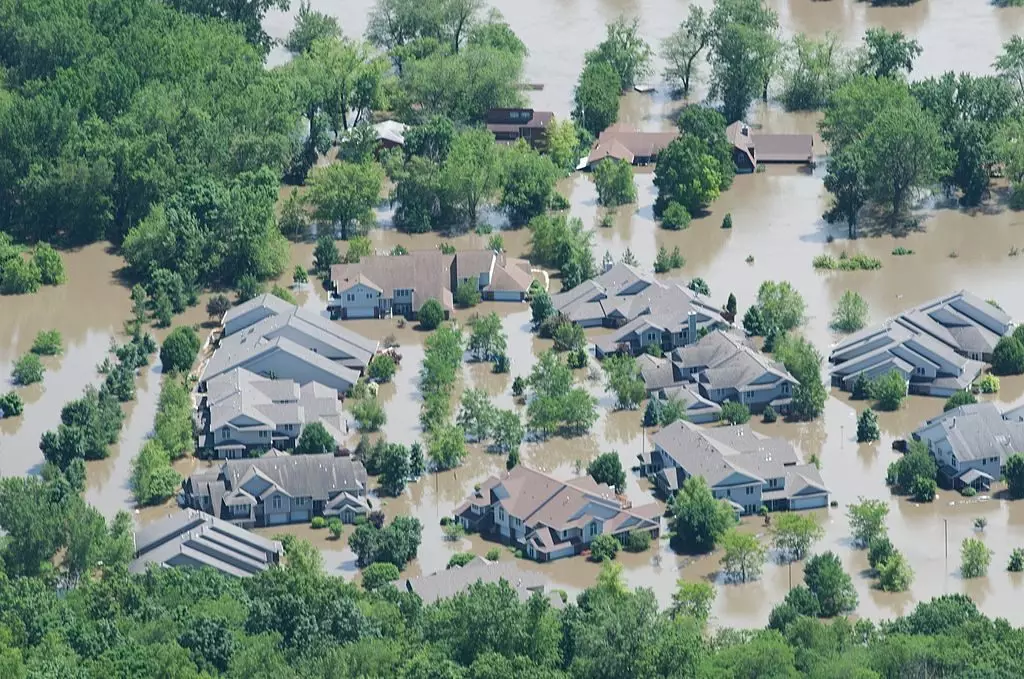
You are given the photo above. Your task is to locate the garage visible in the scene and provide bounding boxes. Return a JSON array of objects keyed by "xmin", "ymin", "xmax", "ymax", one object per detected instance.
[
  {"xmin": 789, "ymin": 495, "xmax": 828, "ymax": 510},
  {"xmin": 343, "ymin": 307, "xmax": 375, "ymax": 319},
  {"xmin": 290, "ymin": 510, "xmax": 310, "ymax": 523},
  {"xmin": 266, "ymin": 513, "xmax": 289, "ymax": 525}
]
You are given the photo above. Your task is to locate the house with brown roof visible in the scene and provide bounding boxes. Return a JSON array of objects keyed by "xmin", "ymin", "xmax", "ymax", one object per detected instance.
[
  {"xmin": 640, "ymin": 420, "xmax": 828, "ymax": 513},
  {"xmin": 454, "ymin": 465, "xmax": 661, "ymax": 562},
  {"xmin": 329, "ymin": 249, "xmax": 534, "ymax": 320},
  {"xmin": 485, "ymin": 108, "xmax": 554, "ymax": 147},
  {"xmin": 726, "ymin": 121, "xmax": 814, "ymax": 172},
  {"xmin": 582, "ymin": 124, "xmax": 679, "ymax": 169}
]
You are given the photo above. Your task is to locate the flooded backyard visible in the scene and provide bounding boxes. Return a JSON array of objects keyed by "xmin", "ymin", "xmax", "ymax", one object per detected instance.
[{"xmin": 4, "ymin": 0, "xmax": 1024, "ymax": 629}]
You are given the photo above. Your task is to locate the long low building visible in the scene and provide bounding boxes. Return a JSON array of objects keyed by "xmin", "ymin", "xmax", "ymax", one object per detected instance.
[
  {"xmin": 455, "ymin": 465, "xmax": 661, "ymax": 562},
  {"xmin": 641, "ymin": 420, "xmax": 828, "ymax": 513},
  {"xmin": 130, "ymin": 509, "xmax": 283, "ymax": 577},
  {"xmin": 398, "ymin": 556, "xmax": 563, "ymax": 607},
  {"xmin": 727, "ymin": 121, "xmax": 814, "ymax": 172},
  {"xmin": 829, "ymin": 290, "xmax": 1013, "ymax": 397},
  {"xmin": 182, "ymin": 451, "xmax": 369, "ymax": 527}
]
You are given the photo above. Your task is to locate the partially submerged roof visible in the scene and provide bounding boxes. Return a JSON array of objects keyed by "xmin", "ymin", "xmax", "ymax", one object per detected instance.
[
  {"xmin": 726, "ymin": 121, "xmax": 814, "ymax": 164},
  {"xmin": 331, "ymin": 250, "xmax": 457, "ymax": 313},
  {"xmin": 916, "ymin": 402, "xmax": 1024, "ymax": 463},
  {"xmin": 585, "ymin": 125, "xmax": 678, "ymax": 167},
  {"xmin": 399, "ymin": 556, "xmax": 554, "ymax": 605}
]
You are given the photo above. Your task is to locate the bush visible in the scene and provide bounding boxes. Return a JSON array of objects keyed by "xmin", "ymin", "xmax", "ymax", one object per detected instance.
[
  {"xmin": 311, "ymin": 516, "xmax": 327, "ymax": 529},
  {"xmin": 235, "ymin": 273, "xmax": 262, "ymax": 302},
  {"xmin": 328, "ymin": 517, "xmax": 343, "ymax": 539},
  {"xmin": 721, "ymin": 213, "xmax": 733, "ymax": 229},
  {"xmin": 352, "ymin": 398, "xmax": 386, "ymax": 432},
  {"xmin": 944, "ymin": 390, "xmax": 977, "ymax": 411},
  {"xmin": 32, "ymin": 243, "xmax": 66, "ymax": 285},
  {"xmin": 11, "ymin": 353, "xmax": 44, "ymax": 385},
  {"xmin": 292, "ymin": 265, "xmax": 309, "ymax": 284},
  {"xmin": 361, "ymin": 562, "xmax": 401, "ymax": 591},
  {"xmin": 624, "ymin": 530, "xmax": 652, "ymax": 553},
  {"xmin": 891, "ymin": 246, "xmax": 914, "ymax": 256},
  {"xmin": 0, "ymin": 391, "xmax": 25, "ymax": 418},
  {"xmin": 30, "ymin": 330, "xmax": 63, "ymax": 356},
  {"xmin": 856, "ymin": 408, "xmax": 880, "ymax": 443},
  {"xmin": 961, "ymin": 486, "xmax": 977, "ymax": 497},
  {"xmin": 869, "ymin": 370, "xmax": 907, "ymax": 411},
  {"xmin": 160, "ymin": 326, "xmax": 201, "ymax": 374},
  {"xmin": 368, "ymin": 354, "xmax": 397, "ymax": 383},
  {"xmin": 454, "ymin": 280, "xmax": 481, "ymax": 307},
  {"xmin": 206, "ymin": 294, "xmax": 232, "ymax": 320},
  {"xmin": 992, "ymin": 336, "xmax": 1024, "ymax": 375},
  {"xmin": 270, "ymin": 284, "xmax": 297, "ymax": 305},
  {"xmin": 910, "ymin": 476, "xmax": 936, "ymax": 503},
  {"xmin": 661, "ymin": 202, "xmax": 691, "ymax": 230},
  {"xmin": 762, "ymin": 405, "xmax": 777, "ymax": 423},
  {"xmin": 447, "ymin": 552, "xmax": 475, "ymax": 569},
  {"xmin": 549, "ymin": 192, "xmax": 571, "ymax": 211},
  {"xmin": 485, "ymin": 547, "xmax": 501, "ymax": 561},
  {"xmin": 720, "ymin": 400, "xmax": 751, "ymax": 425},
  {"xmin": 0, "ymin": 256, "xmax": 41, "ymax": 294},
  {"xmin": 589, "ymin": 534, "xmax": 620, "ymax": 562},
  {"xmin": 1009, "ymin": 548, "xmax": 1024, "ymax": 573},
  {"xmin": 977, "ymin": 374, "xmax": 1000, "ymax": 394},
  {"xmin": 418, "ymin": 298, "xmax": 445, "ymax": 330},
  {"xmin": 130, "ymin": 440, "xmax": 181, "ymax": 506}
]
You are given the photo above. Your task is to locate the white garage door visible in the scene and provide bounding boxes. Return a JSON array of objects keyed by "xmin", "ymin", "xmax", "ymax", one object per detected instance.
[
  {"xmin": 290, "ymin": 510, "xmax": 310, "ymax": 523},
  {"xmin": 790, "ymin": 495, "xmax": 828, "ymax": 510},
  {"xmin": 267, "ymin": 513, "xmax": 289, "ymax": 525},
  {"xmin": 347, "ymin": 308, "xmax": 375, "ymax": 319}
]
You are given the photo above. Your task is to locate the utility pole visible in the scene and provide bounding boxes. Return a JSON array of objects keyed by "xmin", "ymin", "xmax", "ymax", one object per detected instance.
[
  {"xmin": 788, "ymin": 560, "xmax": 793, "ymax": 591},
  {"xmin": 944, "ymin": 518, "xmax": 948, "ymax": 559}
]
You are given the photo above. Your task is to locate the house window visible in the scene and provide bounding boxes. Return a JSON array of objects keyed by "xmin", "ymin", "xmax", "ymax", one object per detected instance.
[
  {"xmin": 746, "ymin": 486, "xmax": 754, "ymax": 495},
  {"xmin": 915, "ymin": 366, "xmax": 925, "ymax": 375},
  {"xmin": 295, "ymin": 498, "xmax": 305, "ymax": 507},
  {"xmin": 272, "ymin": 496, "xmax": 282, "ymax": 510},
  {"xmin": 259, "ymin": 430, "xmax": 268, "ymax": 438},
  {"xmin": 498, "ymin": 508, "xmax": 505, "ymax": 521},
  {"xmin": 346, "ymin": 293, "xmax": 355, "ymax": 302},
  {"xmin": 782, "ymin": 383, "xmax": 790, "ymax": 394},
  {"xmin": 589, "ymin": 522, "xmax": 598, "ymax": 537}
]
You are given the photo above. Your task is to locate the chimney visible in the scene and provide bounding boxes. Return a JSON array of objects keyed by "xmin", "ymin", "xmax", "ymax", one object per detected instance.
[
  {"xmin": 688, "ymin": 311, "xmax": 697, "ymax": 343},
  {"xmin": 741, "ymin": 125, "xmax": 749, "ymax": 136}
]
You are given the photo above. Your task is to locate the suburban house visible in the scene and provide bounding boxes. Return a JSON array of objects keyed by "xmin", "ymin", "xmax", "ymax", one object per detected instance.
[
  {"xmin": 485, "ymin": 108, "xmax": 554, "ymax": 147},
  {"xmin": 130, "ymin": 509, "xmax": 283, "ymax": 578},
  {"xmin": 373, "ymin": 120, "xmax": 408, "ymax": 151},
  {"xmin": 726, "ymin": 121, "xmax": 814, "ymax": 172},
  {"xmin": 638, "ymin": 330, "xmax": 799, "ymax": 420},
  {"xmin": 454, "ymin": 465, "xmax": 662, "ymax": 562},
  {"xmin": 204, "ymin": 294, "xmax": 378, "ymax": 394},
  {"xmin": 328, "ymin": 249, "xmax": 534, "ymax": 320},
  {"xmin": 198, "ymin": 367, "xmax": 345, "ymax": 459},
  {"xmin": 182, "ymin": 451, "xmax": 369, "ymax": 527},
  {"xmin": 829, "ymin": 291, "xmax": 1013, "ymax": 397},
  {"xmin": 551, "ymin": 263, "xmax": 728, "ymax": 357},
  {"xmin": 398, "ymin": 556, "xmax": 563, "ymax": 607},
  {"xmin": 582, "ymin": 124, "xmax": 679, "ymax": 169},
  {"xmin": 912, "ymin": 402, "xmax": 1024, "ymax": 491},
  {"xmin": 641, "ymin": 420, "xmax": 829, "ymax": 513}
]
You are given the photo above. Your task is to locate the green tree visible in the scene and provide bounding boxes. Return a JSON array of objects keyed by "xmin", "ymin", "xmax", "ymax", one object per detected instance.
[
  {"xmin": 313, "ymin": 235, "xmax": 341, "ymax": 276},
  {"xmin": 352, "ymin": 397, "xmax": 387, "ymax": 432},
  {"xmin": 856, "ymin": 408, "xmax": 880, "ymax": 443},
  {"xmin": 368, "ymin": 354, "xmax": 397, "ymax": 382},
  {"xmin": 154, "ymin": 378, "xmax": 194, "ymax": 459},
  {"xmin": 910, "ymin": 476, "xmax": 936, "ymax": 503},
  {"xmin": 418, "ymin": 298, "xmax": 446, "ymax": 330},
  {"xmin": 771, "ymin": 332, "xmax": 826, "ymax": 421},
  {"xmin": 429, "ymin": 424, "xmax": 468, "ymax": 470},
  {"xmin": 572, "ymin": 58, "xmax": 621, "ymax": 136},
  {"xmin": 378, "ymin": 442, "xmax": 411, "ymax": 496},
  {"xmin": 719, "ymin": 529, "xmax": 766, "ymax": 583},
  {"xmin": 960, "ymin": 537, "xmax": 992, "ymax": 578},
  {"xmin": 362, "ymin": 561, "xmax": 401, "ymax": 590},
  {"xmin": 603, "ymin": 354, "xmax": 646, "ymax": 410},
  {"xmin": 285, "ymin": 0, "xmax": 342, "ymax": 54},
  {"xmin": 468, "ymin": 312, "xmax": 507, "ymax": 361},
  {"xmin": 454, "ymin": 279, "xmax": 482, "ymax": 307},
  {"xmin": 670, "ymin": 475, "xmax": 736, "ymax": 554},
  {"xmin": 803, "ymin": 551, "xmax": 858, "ymax": 617},
  {"xmin": 206, "ymin": 294, "xmax": 232, "ymax": 321},
  {"xmin": 491, "ymin": 409, "xmax": 524, "ymax": 454},
  {"xmin": 708, "ymin": 0, "xmax": 782, "ymax": 121},
  {"xmin": 669, "ymin": 580, "xmax": 716, "ymax": 622},
  {"xmin": 589, "ymin": 533, "xmax": 621, "ymax": 562},
  {"xmin": 869, "ymin": 370, "xmax": 907, "ymax": 411},
  {"xmin": 0, "ymin": 391, "xmax": 25, "ymax": 418},
  {"xmin": 409, "ymin": 441, "xmax": 425, "ymax": 478},
  {"xmin": 30, "ymin": 330, "xmax": 63, "ymax": 356},
  {"xmin": 831, "ymin": 290, "xmax": 869, "ymax": 333},
  {"xmin": 32, "ymin": 243, "xmax": 66, "ymax": 285},
  {"xmin": 530, "ymin": 289, "xmax": 554, "ymax": 328},
  {"xmin": 441, "ymin": 128, "xmax": 502, "ymax": 231},
  {"xmin": 1009, "ymin": 548, "xmax": 1024, "ymax": 572},
  {"xmin": 588, "ymin": 16, "xmax": 652, "ymax": 90},
  {"xmin": 160, "ymin": 326, "xmax": 201, "ymax": 374},
  {"xmin": 992, "ymin": 336, "xmax": 1024, "ymax": 375},
  {"xmin": 770, "ymin": 513, "xmax": 824, "ymax": 562},
  {"xmin": 823, "ymin": 146, "xmax": 868, "ymax": 238},
  {"xmin": 130, "ymin": 441, "xmax": 181, "ymax": 506},
  {"xmin": 343, "ymin": 235, "xmax": 373, "ymax": 264},
  {"xmin": 457, "ymin": 388, "xmax": 496, "ymax": 442},
  {"xmin": 847, "ymin": 497, "xmax": 889, "ymax": 548},
  {"xmin": 653, "ymin": 136, "xmax": 722, "ymax": 217},
  {"xmin": 296, "ymin": 421, "xmax": 337, "ymax": 454},
  {"xmin": 754, "ymin": 280, "xmax": 805, "ymax": 333},
  {"xmin": 499, "ymin": 141, "xmax": 558, "ymax": 224},
  {"xmin": 859, "ymin": 28, "xmax": 921, "ymax": 79},
  {"xmin": 661, "ymin": 7, "xmax": 713, "ymax": 97},
  {"xmin": 592, "ymin": 159, "xmax": 637, "ymax": 207},
  {"xmin": 720, "ymin": 400, "xmax": 751, "ymax": 425},
  {"xmin": 1005, "ymin": 453, "xmax": 1024, "ymax": 499},
  {"xmin": 781, "ymin": 33, "xmax": 849, "ymax": 111},
  {"xmin": 886, "ymin": 440, "xmax": 938, "ymax": 493},
  {"xmin": 307, "ymin": 161, "xmax": 384, "ymax": 240},
  {"xmin": 868, "ymin": 534, "xmax": 895, "ymax": 571},
  {"xmin": 588, "ymin": 452, "xmax": 627, "ymax": 493},
  {"xmin": 11, "ymin": 353, "xmax": 44, "ymax": 385},
  {"xmin": 943, "ymin": 390, "xmax": 977, "ymax": 411}
]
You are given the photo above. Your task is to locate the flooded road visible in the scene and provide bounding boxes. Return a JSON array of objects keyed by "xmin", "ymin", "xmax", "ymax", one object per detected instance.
[{"xmin": 2, "ymin": 0, "xmax": 1024, "ymax": 630}]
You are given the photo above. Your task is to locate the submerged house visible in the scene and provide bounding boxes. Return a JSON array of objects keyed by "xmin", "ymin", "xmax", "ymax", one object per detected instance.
[
  {"xmin": 182, "ymin": 452, "xmax": 369, "ymax": 527},
  {"xmin": 454, "ymin": 465, "xmax": 661, "ymax": 562},
  {"xmin": 912, "ymin": 402, "xmax": 1024, "ymax": 491},
  {"xmin": 329, "ymin": 249, "xmax": 534, "ymax": 320},
  {"xmin": 829, "ymin": 291, "xmax": 1013, "ymax": 397},
  {"xmin": 485, "ymin": 108, "xmax": 554, "ymax": 147},
  {"xmin": 581, "ymin": 124, "xmax": 679, "ymax": 169},
  {"xmin": 551, "ymin": 263, "xmax": 728, "ymax": 357},
  {"xmin": 726, "ymin": 121, "xmax": 814, "ymax": 172},
  {"xmin": 639, "ymin": 330, "xmax": 798, "ymax": 421},
  {"xmin": 641, "ymin": 420, "xmax": 829, "ymax": 513},
  {"xmin": 398, "ymin": 556, "xmax": 562, "ymax": 607}
]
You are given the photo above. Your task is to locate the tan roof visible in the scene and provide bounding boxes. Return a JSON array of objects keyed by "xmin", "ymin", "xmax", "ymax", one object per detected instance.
[
  {"xmin": 454, "ymin": 251, "xmax": 496, "ymax": 279},
  {"xmin": 589, "ymin": 125, "xmax": 678, "ymax": 165},
  {"xmin": 331, "ymin": 250, "xmax": 455, "ymax": 313},
  {"xmin": 726, "ymin": 121, "xmax": 813, "ymax": 164},
  {"xmin": 486, "ymin": 258, "xmax": 534, "ymax": 293}
]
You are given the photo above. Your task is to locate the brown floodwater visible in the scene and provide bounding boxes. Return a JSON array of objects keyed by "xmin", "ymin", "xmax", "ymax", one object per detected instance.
[{"xmin": 3, "ymin": 0, "xmax": 1024, "ymax": 629}]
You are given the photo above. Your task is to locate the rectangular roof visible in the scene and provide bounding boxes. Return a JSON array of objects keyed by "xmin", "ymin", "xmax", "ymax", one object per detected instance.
[{"xmin": 399, "ymin": 557, "xmax": 550, "ymax": 604}]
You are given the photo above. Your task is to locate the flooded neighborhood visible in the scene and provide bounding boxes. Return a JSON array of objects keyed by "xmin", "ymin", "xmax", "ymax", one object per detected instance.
[{"xmin": 6, "ymin": 0, "xmax": 1024, "ymax": 635}]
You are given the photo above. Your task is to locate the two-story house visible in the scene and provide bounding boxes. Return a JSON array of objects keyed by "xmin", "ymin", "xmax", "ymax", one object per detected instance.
[
  {"xmin": 641, "ymin": 420, "xmax": 828, "ymax": 513},
  {"xmin": 638, "ymin": 331, "xmax": 798, "ymax": 420},
  {"xmin": 830, "ymin": 291, "xmax": 1013, "ymax": 398},
  {"xmin": 912, "ymin": 402, "xmax": 1024, "ymax": 491},
  {"xmin": 198, "ymin": 368, "xmax": 345, "ymax": 459},
  {"xmin": 328, "ymin": 249, "xmax": 534, "ymax": 320},
  {"xmin": 182, "ymin": 451, "xmax": 369, "ymax": 527},
  {"xmin": 485, "ymin": 108, "xmax": 554, "ymax": 147},
  {"xmin": 454, "ymin": 465, "xmax": 661, "ymax": 562}
]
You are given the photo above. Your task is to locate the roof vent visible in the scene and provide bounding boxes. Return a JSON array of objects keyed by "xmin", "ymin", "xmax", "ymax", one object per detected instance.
[{"xmin": 741, "ymin": 125, "xmax": 749, "ymax": 136}]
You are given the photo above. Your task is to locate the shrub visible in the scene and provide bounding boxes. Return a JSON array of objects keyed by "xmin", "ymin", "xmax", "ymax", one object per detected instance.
[
  {"xmin": 589, "ymin": 534, "xmax": 620, "ymax": 562},
  {"xmin": 869, "ymin": 370, "xmax": 907, "ymax": 411},
  {"xmin": 351, "ymin": 397, "xmax": 386, "ymax": 432},
  {"xmin": 160, "ymin": 326, "xmax": 201, "ymax": 374},
  {"xmin": 485, "ymin": 547, "xmax": 501, "ymax": 561},
  {"xmin": 235, "ymin": 274, "xmax": 262, "ymax": 302},
  {"xmin": 910, "ymin": 476, "xmax": 936, "ymax": 503},
  {"xmin": 856, "ymin": 408, "xmax": 880, "ymax": 443},
  {"xmin": 961, "ymin": 537, "xmax": 992, "ymax": 578},
  {"xmin": 960, "ymin": 486, "xmax": 977, "ymax": 497},
  {"xmin": 944, "ymin": 390, "xmax": 977, "ymax": 411},
  {"xmin": 447, "ymin": 552, "xmax": 475, "ymax": 569},
  {"xmin": 1009, "ymin": 548, "xmax": 1024, "ymax": 573},
  {"xmin": 130, "ymin": 440, "xmax": 181, "ymax": 506},
  {"xmin": 454, "ymin": 280, "xmax": 481, "ymax": 307},
  {"xmin": 721, "ymin": 213, "xmax": 733, "ymax": 229},
  {"xmin": 661, "ymin": 202, "xmax": 691, "ymax": 230},
  {"xmin": 624, "ymin": 530, "xmax": 652, "ymax": 553},
  {"xmin": 891, "ymin": 246, "xmax": 914, "ymax": 256},
  {"xmin": 32, "ymin": 243, "xmax": 66, "ymax": 285},
  {"xmin": 328, "ymin": 517, "xmax": 344, "ymax": 538},
  {"xmin": 720, "ymin": 400, "xmax": 751, "ymax": 425},
  {"xmin": 977, "ymin": 374, "xmax": 1000, "ymax": 394},
  {"xmin": 361, "ymin": 562, "xmax": 401, "ymax": 591},
  {"xmin": 30, "ymin": 330, "xmax": 63, "ymax": 356},
  {"xmin": 11, "ymin": 353, "xmax": 44, "ymax": 385},
  {"xmin": 762, "ymin": 405, "xmax": 777, "ymax": 423},
  {"xmin": 992, "ymin": 336, "xmax": 1024, "ymax": 375},
  {"xmin": 0, "ymin": 391, "xmax": 25, "ymax": 418},
  {"xmin": 549, "ymin": 192, "xmax": 571, "ymax": 211},
  {"xmin": 368, "ymin": 354, "xmax": 397, "ymax": 383},
  {"xmin": 206, "ymin": 294, "xmax": 232, "ymax": 320},
  {"xmin": 418, "ymin": 298, "xmax": 445, "ymax": 329},
  {"xmin": 311, "ymin": 516, "xmax": 327, "ymax": 529},
  {"xmin": 292, "ymin": 265, "xmax": 309, "ymax": 284}
]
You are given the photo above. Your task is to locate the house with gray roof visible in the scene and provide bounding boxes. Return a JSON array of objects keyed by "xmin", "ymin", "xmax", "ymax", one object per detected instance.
[
  {"xmin": 912, "ymin": 401, "xmax": 1024, "ymax": 491},
  {"xmin": 130, "ymin": 509, "xmax": 282, "ymax": 577},
  {"xmin": 328, "ymin": 249, "xmax": 534, "ymax": 320},
  {"xmin": 641, "ymin": 420, "xmax": 828, "ymax": 514},
  {"xmin": 829, "ymin": 291, "xmax": 1012, "ymax": 398},
  {"xmin": 398, "ymin": 556, "xmax": 562, "ymax": 607},
  {"xmin": 182, "ymin": 452, "xmax": 369, "ymax": 527},
  {"xmin": 639, "ymin": 331, "xmax": 798, "ymax": 419},
  {"xmin": 552, "ymin": 263, "xmax": 728, "ymax": 357},
  {"xmin": 203, "ymin": 295, "xmax": 378, "ymax": 394},
  {"xmin": 198, "ymin": 368, "xmax": 345, "ymax": 459},
  {"xmin": 454, "ymin": 465, "xmax": 661, "ymax": 562}
]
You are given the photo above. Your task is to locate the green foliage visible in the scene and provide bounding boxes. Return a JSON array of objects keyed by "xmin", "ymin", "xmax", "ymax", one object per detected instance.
[
  {"xmin": 130, "ymin": 440, "xmax": 181, "ymax": 506},
  {"xmin": 977, "ymin": 373, "xmax": 1000, "ymax": 394},
  {"xmin": 368, "ymin": 354, "xmax": 397, "ymax": 383},
  {"xmin": 589, "ymin": 534, "xmax": 621, "ymax": 562},
  {"xmin": 588, "ymin": 16, "xmax": 653, "ymax": 90},
  {"xmin": 762, "ymin": 404, "xmax": 777, "ymax": 423},
  {"xmin": 349, "ymin": 515, "xmax": 423, "ymax": 569},
  {"xmin": 654, "ymin": 136, "xmax": 722, "ymax": 217},
  {"xmin": 457, "ymin": 388, "xmax": 496, "ymax": 442},
  {"xmin": 447, "ymin": 552, "xmax": 475, "ymax": 569},
  {"xmin": 804, "ymin": 551, "xmax": 858, "ymax": 617},
  {"xmin": 1009, "ymin": 548, "xmax": 1024, "ymax": 572},
  {"xmin": 352, "ymin": 397, "xmax": 387, "ymax": 432},
  {"xmin": 752, "ymin": 280, "xmax": 805, "ymax": 334},
  {"xmin": 707, "ymin": 0, "xmax": 782, "ymax": 122},
  {"xmin": 530, "ymin": 289, "xmax": 555, "ymax": 328},
  {"xmin": 11, "ymin": 354, "xmax": 44, "ymax": 385},
  {"xmin": 869, "ymin": 370, "xmax": 907, "ymax": 411},
  {"xmin": 944, "ymin": 390, "xmax": 977, "ymax": 411},
  {"xmin": 960, "ymin": 537, "xmax": 992, "ymax": 578},
  {"xmin": 155, "ymin": 377, "xmax": 194, "ymax": 459},
  {"xmin": 856, "ymin": 408, "xmax": 880, "ymax": 443},
  {"xmin": 0, "ymin": 391, "xmax": 25, "ymax": 418},
  {"xmin": 770, "ymin": 513, "xmax": 824, "ymax": 562},
  {"xmin": 624, "ymin": 529, "xmax": 652, "ymax": 553},
  {"xmin": 429, "ymin": 424, "xmax": 468, "ymax": 470},
  {"xmin": 720, "ymin": 400, "xmax": 750, "ymax": 425},
  {"xmin": 782, "ymin": 33, "xmax": 850, "ymax": 111},
  {"xmin": 500, "ymin": 141, "xmax": 558, "ymax": 224},
  {"xmin": 307, "ymin": 161, "xmax": 385, "ymax": 240},
  {"xmin": 891, "ymin": 246, "xmax": 915, "ymax": 255},
  {"xmin": 1005, "ymin": 454, "xmax": 1024, "ymax": 499},
  {"xmin": 441, "ymin": 128, "xmax": 504, "ymax": 231},
  {"xmin": 32, "ymin": 243, "xmax": 66, "ymax": 286},
  {"xmin": 206, "ymin": 294, "xmax": 232, "ymax": 320},
  {"xmin": 859, "ymin": 28, "xmax": 921, "ymax": 79},
  {"xmin": 588, "ymin": 452, "xmax": 627, "ymax": 493},
  {"xmin": 847, "ymin": 497, "xmax": 889, "ymax": 548},
  {"xmin": 418, "ymin": 298, "xmax": 446, "ymax": 330},
  {"xmin": 813, "ymin": 252, "xmax": 882, "ymax": 271},
  {"xmin": 269, "ymin": 284, "xmax": 297, "ymax": 305},
  {"xmin": 593, "ymin": 159, "xmax": 637, "ymax": 207},
  {"xmin": 603, "ymin": 354, "xmax": 646, "ymax": 410},
  {"xmin": 868, "ymin": 535, "xmax": 895, "ymax": 571},
  {"xmin": 528, "ymin": 213, "xmax": 595, "ymax": 291},
  {"xmin": 771, "ymin": 332, "xmax": 826, "ymax": 421},
  {"xmin": 831, "ymin": 290, "xmax": 869, "ymax": 333},
  {"xmin": 572, "ymin": 58, "xmax": 621, "ymax": 136},
  {"xmin": 670, "ymin": 476, "xmax": 736, "ymax": 554},
  {"xmin": 687, "ymin": 277, "xmax": 710, "ymax": 297},
  {"xmin": 526, "ymin": 350, "xmax": 598, "ymax": 437},
  {"xmin": 654, "ymin": 246, "xmax": 685, "ymax": 273},
  {"xmin": 453, "ymin": 280, "xmax": 481, "ymax": 308},
  {"xmin": 491, "ymin": 409, "xmax": 523, "ymax": 455},
  {"xmin": 311, "ymin": 516, "xmax": 327, "ymax": 529},
  {"xmin": 296, "ymin": 421, "xmax": 337, "ymax": 455},
  {"xmin": 30, "ymin": 330, "xmax": 63, "ymax": 356},
  {"xmin": 910, "ymin": 475, "xmax": 937, "ymax": 503},
  {"xmin": 661, "ymin": 8, "xmax": 713, "ymax": 96},
  {"xmin": 40, "ymin": 385, "xmax": 124, "ymax": 469},
  {"xmin": 160, "ymin": 326, "xmax": 201, "ymax": 374},
  {"xmin": 961, "ymin": 485, "xmax": 978, "ymax": 497},
  {"xmin": 719, "ymin": 529, "xmax": 767, "ymax": 583},
  {"xmin": 993, "ymin": 336, "xmax": 1024, "ymax": 375},
  {"xmin": 313, "ymin": 235, "xmax": 341, "ymax": 277}
]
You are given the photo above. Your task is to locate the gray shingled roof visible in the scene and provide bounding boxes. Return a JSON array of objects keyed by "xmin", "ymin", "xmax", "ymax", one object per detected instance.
[
  {"xmin": 917, "ymin": 402, "xmax": 1024, "ymax": 463},
  {"xmin": 223, "ymin": 454, "xmax": 367, "ymax": 500},
  {"xmin": 222, "ymin": 293, "xmax": 295, "ymax": 328},
  {"xmin": 399, "ymin": 557, "xmax": 553, "ymax": 605},
  {"xmin": 201, "ymin": 334, "xmax": 360, "ymax": 390}
]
